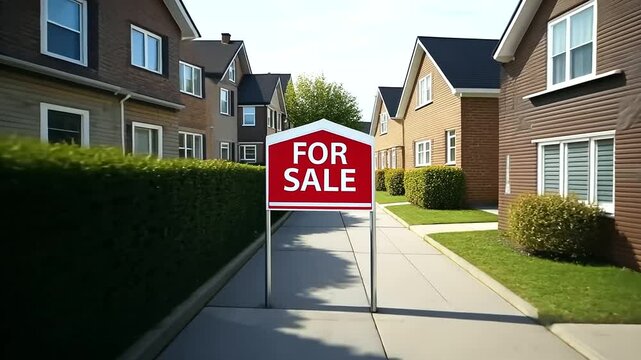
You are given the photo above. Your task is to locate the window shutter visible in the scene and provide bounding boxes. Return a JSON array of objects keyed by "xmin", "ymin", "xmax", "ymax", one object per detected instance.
[
  {"xmin": 596, "ymin": 139, "xmax": 614, "ymax": 203},
  {"xmin": 566, "ymin": 141, "xmax": 589, "ymax": 200},
  {"xmin": 542, "ymin": 144, "xmax": 560, "ymax": 193},
  {"xmin": 230, "ymin": 91, "xmax": 235, "ymax": 116}
]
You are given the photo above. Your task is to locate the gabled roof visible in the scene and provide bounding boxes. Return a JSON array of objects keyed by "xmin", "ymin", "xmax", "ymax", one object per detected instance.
[
  {"xmin": 163, "ymin": 0, "xmax": 201, "ymax": 40},
  {"xmin": 494, "ymin": 0, "xmax": 542, "ymax": 63},
  {"xmin": 238, "ymin": 74, "xmax": 290, "ymax": 105},
  {"xmin": 378, "ymin": 86, "xmax": 403, "ymax": 117},
  {"xmin": 182, "ymin": 40, "xmax": 251, "ymax": 82},
  {"xmin": 278, "ymin": 74, "xmax": 292, "ymax": 89},
  {"xmin": 396, "ymin": 36, "xmax": 500, "ymax": 118},
  {"xmin": 357, "ymin": 121, "xmax": 372, "ymax": 134}
]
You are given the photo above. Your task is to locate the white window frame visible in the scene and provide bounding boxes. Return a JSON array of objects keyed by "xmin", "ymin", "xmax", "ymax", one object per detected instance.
[
  {"xmin": 277, "ymin": 113, "xmax": 282, "ymax": 131},
  {"xmin": 416, "ymin": 74, "xmax": 432, "ymax": 108},
  {"xmin": 220, "ymin": 88, "xmax": 230, "ymax": 115},
  {"xmin": 391, "ymin": 148, "xmax": 397, "ymax": 168},
  {"xmin": 130, "ymin": 24, "xmax": 162, "ymax": 74},
  {"xmin": 446, "ymin": 129, "xmax": 456, "ymax": 165},
  {"xmin": 239, "ymin": 144, "xmax": 257, "ymax": 162},
  {"xmin": 242, "ymin": 106, "xmax": 256, "ymax": 126},
  {"xmin": 228, "ymin": 61, "xmax": 236, "ymax": 82},
  {"xmin": 41, "ymin": 0, "xmax": 88, "ymax": 66},
  {"xmin": 132, "ymin": 121, "xmax": 163, "ymax": 158},
  {"xmin": 546, "ymin": 1, "xmax": 597, "ymax": 89},
  {"xmin": 380, "ymin": 112, "xmax": 389, "ymax": 135},
  {"xmin": 40, "ymin": 102, "xmax": 90, "ymax": 147},
  {"xmin": 536, "ymin": 132, "xmax": 615, "ymax": 214},
  {"xmin": 178, "ymin": 131, "xmax": 203, "ymax": 159},
  {"xmin": 505, "ymin": 155, "xmax": 511, "ymax": 195},
  {"xmin": 179, "ymin": 61, "xmax": 202, "ymax": 98},
  {"xmin": 415, "ymin": 140, "xmax": 431, "ymax": 167},
  {"xmin": 267, "ymin": 107, "xmax": 273, "ymax": 128},
  {"xmin": 220, "ymin": 142, "xmax": 231, "ymax": 160}
]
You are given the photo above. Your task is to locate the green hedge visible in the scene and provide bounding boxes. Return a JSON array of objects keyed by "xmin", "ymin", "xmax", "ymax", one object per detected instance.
[
  {"xmin": 0, "ymin": 138, "xmax": 269, "ymax": 359},
  {"xmin": 385, "ymin": 169, "xmax": 405, "ymax": 196},
  {"xmin": 508, "ymin": 194, "xmax": 603, "ymax": 259},
  {"xmin": 375, "ymin": 169, "xmax": 387, "ymax": 191},
  {"xmin": 404, "ymin": 166, "xmax": 466, "ymax": 209}
]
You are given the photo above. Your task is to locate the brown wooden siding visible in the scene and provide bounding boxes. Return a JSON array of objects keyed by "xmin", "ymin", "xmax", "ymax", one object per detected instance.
[
  {"xmin": 125, "ymin": 100, "xmax": 179, "ymax": 158},
  {"xmin": 374, "ymin": 100, "xmax": 404, "ymax": 158},
  {"xmin": 499, "ymin": 0, "xmax": 641, "ymax": 269}
]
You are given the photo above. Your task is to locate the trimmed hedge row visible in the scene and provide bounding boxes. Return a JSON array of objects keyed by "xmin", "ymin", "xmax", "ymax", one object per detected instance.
[
  {"xmin": 385, "ymin": 169, "xmax": 405, "ymax": 196},
  {"xmin": 404, "ymin": 166, "xmax": 466, "ymax": 209},
  {"xmin": 375, "ymin": 169, "xmax": 386, "ymax": 191},
  {"xmin": 508, "ymin": 194, "xmax": 603, "ymax": 259},
  {"xmin": 0, "ymin": 138, "xmax": 269, "ymax": 359}
]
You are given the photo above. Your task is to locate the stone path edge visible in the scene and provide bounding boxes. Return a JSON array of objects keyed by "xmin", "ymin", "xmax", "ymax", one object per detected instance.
[{"xmin": 117, "ymin": 211, "xmax": 293, "ymax": 360}]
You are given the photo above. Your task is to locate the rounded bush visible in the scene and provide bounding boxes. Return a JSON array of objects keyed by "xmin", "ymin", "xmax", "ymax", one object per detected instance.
[
  {"xmin": 508, "ymin": 194, "xmax": 603, "ymax": 259},
  {"xmin": 375, "ymin": 169, "xmax": 387, "ymax": 191},
  {"xmin": 404, "ymin": 166, "xmax": 465, "ymax": 209},
  {"xmin": 384, "ymin": 169, "xmax": 405, "ymax": 196}
]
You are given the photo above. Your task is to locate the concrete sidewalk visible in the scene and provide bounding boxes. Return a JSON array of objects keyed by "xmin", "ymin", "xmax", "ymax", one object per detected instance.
[{"xmin": 158, "ymin": 210, "xmax": 583, "ymax": 359}]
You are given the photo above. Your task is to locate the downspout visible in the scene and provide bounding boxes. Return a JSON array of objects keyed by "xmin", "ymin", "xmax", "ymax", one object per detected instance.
[{"xmin": 119, "ymin": 94, "xmax": 131, "ymax": 154}]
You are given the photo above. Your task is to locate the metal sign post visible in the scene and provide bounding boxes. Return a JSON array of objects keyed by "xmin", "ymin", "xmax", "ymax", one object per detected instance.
[
  {"xmin": 370, "ymin": 206, "xmax": 377, "ymax": 312},
  {"xmin": 265, "ymin": 210, "xmax": 272, "ymax": 308}
]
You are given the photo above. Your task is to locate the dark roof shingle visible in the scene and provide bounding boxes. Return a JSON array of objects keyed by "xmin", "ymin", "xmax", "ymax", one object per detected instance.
[
  {"xmin": 182, "ymin": 40, "xmax": 243, "ymax": 81},
  {"xmin": 378, "ymin": 86, "xmax": 403, "ymax": 117},
  {"xmin": 238, "ymin": 74, "xmax": 290, "ymax": 105},
  {"xmin": 418, "ymin": 37, "xmax": 500, "ymax": 89}
]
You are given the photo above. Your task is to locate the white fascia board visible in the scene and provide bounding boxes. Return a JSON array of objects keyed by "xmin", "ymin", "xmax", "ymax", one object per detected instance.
[
  {"xmin": 163, "ymin": 0, "xmax": 200, "ymax": 40},
  {"xmin": 454, "ymin": 88, "xmax": 501, "ymax": 97},
  {"xmin": 220, "ymin": 43, "xmax": 248, "ymax": 80},
  {"xmin": 266, "ymin": 119, "xmax": 374, "ymax": 146},
  {"xmin": 369, "ymin": 91, "xmax": 383, "ymax": 136},
  {"xmin": 493, "ymin": 0, "xmax": 543, "ymax": 63}
]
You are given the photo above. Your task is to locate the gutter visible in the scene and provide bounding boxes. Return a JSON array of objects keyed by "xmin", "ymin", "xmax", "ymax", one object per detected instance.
[
  {"xmin": 0, "ymin": 54, "xmax": 185, "ymax": 110},
  {"xmin": 119, "ymin": 94, "xmax": 132, "ymax": 154}
]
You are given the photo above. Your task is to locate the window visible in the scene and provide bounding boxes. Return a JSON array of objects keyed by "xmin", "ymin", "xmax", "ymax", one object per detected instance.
[
  {"xmin": 41, "ymin": 0, "xmax": 88, "ymax": 65},
  {"xmin": 40, "ymin": 103, "xmax": 89, "ymax": 146},
  {"xmin": 380, "ymin": 113, "xmax": 389, "ymax": 134},
  {"xmin": 417, "ymin": 74, "xmax": 432, "ymax": 107},
  {"xmin": 179, "ymin": 131, "xmax": 203, "ymax": 159},
  {"xmin": 446, "ymin": 130, "xmax": 456, "ymax": 164},
  {"xmin": 179, "ymin": 62, "xmax": 202, "ymax": 97},
  {"xmin": 537, "ymin": 134, "xmax": 614, "ymax": 213},
  {"xmin": 374, "ymin": 153, "xmax": 378, "ymax": 170},
  {"xmin": 132, "ymin": 122, "xmax": 162, "ymax": 158},
  {"xmin": 505, "ymin": 155, "xmax": 511, "ymax": 194},
  {"xmin": 220, "ymin": 142, "xmax": 230, "ymax": 160},
  {"xmin": 220, "ymin": 88, "xmax": 230, "ymax": 115},
  {"xmin": 548, "ymin": 2, "xmax": 595, "ymax": 86},
  {"xmin": 391, "ymin": 148, "xmax": 397, "ymax": 168},
  {"xmin": 228, "ymin": 61, "xmax": 236, "ymax": 82},
  {"xmin": 242, "ymin": 107, "xmax": 256, "ymax": 126},
  {"xmin": 131, "ymin": 25, "xmax": 162, "ymax": 73},
  {"xmin": 415, "ymin": 140, "xmax": 431, "ymax": 167},
  {"xmin": 240, "ymin": 144, "xmax": 257, "ymax": 162},
  {"xmin": 277, "ymin": 113, "xmax": 282, "ymax": 131}
]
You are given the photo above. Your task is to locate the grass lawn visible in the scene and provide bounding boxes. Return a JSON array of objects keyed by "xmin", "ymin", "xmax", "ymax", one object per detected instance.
[
  {"xmin": 387, "ymin": 204, "xmax": 497, "ymax": 225},
  {"xmin": 375, "ymin": 190, "xmax": 408, "ymax": 204},
  {"xmin": 430, "ymin": 230, "xmax": 641, "ymax": 324}
]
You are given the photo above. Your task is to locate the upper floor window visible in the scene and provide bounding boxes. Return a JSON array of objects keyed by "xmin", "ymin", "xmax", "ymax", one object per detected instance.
[
  {"xmin": 131, "ymin": 25, "xmax": 162, "ymax": 74},
  {"xmin": 446, "ymin": 129, "xmax": 456, "ymax": 165},
  {"xmin": 179, "ymin": 131, "xmax": 203, "ymax": 159},
  {"xmin": 242, "ymin": 107, "xmax": 256, "ymax": 126},
  {"xmin": 41, "ymin": 0, "xmax": 87, "ymax": 65},
  {"xmin": 417, "ymin": 74, "xmax": 432, "ymax": 107},
  {"xmin": 220, "ymin": 88, "xmax": 230, "ymax": 115},
  {"xmin": 179, "ymin": 62, "xmax": 202, "ymax": 97},
  {"xmin": 548, "ymin": 2, "xmax": 595, "ymax": 86},
  {"xmin": 40, "ymin": 103, "xmax": 89, "ymax": 146},
  {"xmin": 228, "ymin": 61, "xmax": 236, "ymax": 82},
  {"xmin": 415, "ymin": 140, "xmax": 431, "ymax": 167},
  {"xmin": 380, "ymin": 113, "xmax": 389, "ymax": 134}
]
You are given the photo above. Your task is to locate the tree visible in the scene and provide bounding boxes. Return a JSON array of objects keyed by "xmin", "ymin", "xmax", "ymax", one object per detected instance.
[{"xmin": 285, "ymin": 74, "xmax": 362, "ymax": 129}]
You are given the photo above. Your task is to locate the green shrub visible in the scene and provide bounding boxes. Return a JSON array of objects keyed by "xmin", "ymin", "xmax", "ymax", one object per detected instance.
[
  {"xmin": 508, "ymin": 194, "xmax": 603, "ymax": 259},
  {"xmin": 385, "ymin": 169, "xmax": 405, "ymax": 196},
  {"xmin": 375, "ymin": 169, "xmax": 387, "ymax": 191},
  {"xmin": 0, "ymin": 138, "xmax": 269, "ymax": 359},
  {"xmin": 404, "ymin": 166, "xmax": 466, "ymax": 209}
]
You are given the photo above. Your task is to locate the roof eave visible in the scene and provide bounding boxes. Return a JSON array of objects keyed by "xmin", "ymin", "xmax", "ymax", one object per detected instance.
[
  {"xmin": 493, "ymin": 0, "xmax": 542, "ymax": 63},
  {"xmin": 454, "ymin": 88, "xmax": 501, "ymax": 98},
  {"xmin": 163, "ymin": 0, "xmax": 201, "ymax": 40}
]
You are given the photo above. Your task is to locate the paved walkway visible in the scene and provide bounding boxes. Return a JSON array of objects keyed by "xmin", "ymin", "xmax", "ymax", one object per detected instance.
[{"xmin": 159, "ymin": 210, "xmax": 584, "ymax": 359}]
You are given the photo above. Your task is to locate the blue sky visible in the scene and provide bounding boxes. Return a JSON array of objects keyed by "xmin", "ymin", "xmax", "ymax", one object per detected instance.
[{"xmin": 183, "ymin": 0, "xmax": 519, "ymax": 123}]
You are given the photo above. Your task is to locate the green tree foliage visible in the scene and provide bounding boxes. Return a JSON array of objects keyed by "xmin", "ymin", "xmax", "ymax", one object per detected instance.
[{"xmin": 285, "ymin": 74, "xmax": 362, "ymax": 129}]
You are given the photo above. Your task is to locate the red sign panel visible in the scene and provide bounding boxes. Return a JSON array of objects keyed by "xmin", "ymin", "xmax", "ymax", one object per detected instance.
[{"xmin": 266, "ymin": 119, "xmax": 374, "ymax": 211}]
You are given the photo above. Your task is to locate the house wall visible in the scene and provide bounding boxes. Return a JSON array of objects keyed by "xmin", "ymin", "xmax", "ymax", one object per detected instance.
[
  {"xmin": 177, "ymin": 41, "xmax": 208, "ymax": 157},
  {"xmin": 373, "ymin": 99, "xmax": 405, "ymax": 169},
  {"xmin": 499, "ymin": 0, "xmax": 641, "ymax": 269},
  {"xmin": 402, "ymin": 53, "xmax": 462, "ymax": 169},
  {"xmin": 0, "ymin": 0, "xmax": 182, "ymax": 105},
  {"xmin": 461, "ymin": 97, "xmax": 499, "ymax": 205},
  {"xmin": 124, "ymin": 100, "xmax": 180, "ymax": 158},
  {"xmin": 209, "ymin": 55, "xmax": 243, "ymax": 160}
]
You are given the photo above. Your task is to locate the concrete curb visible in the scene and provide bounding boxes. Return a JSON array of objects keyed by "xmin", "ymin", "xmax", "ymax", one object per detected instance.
[
  {"xmin": 118, "ymin": 211, "xmax": 292, "ymax": 360},
  {"xmin": 549, "ymin": 325, "xmax": 606, "ymax": 360},
  {"xmin": 377, "ymin": 203, "xmax": 410, "ymax": 227}
]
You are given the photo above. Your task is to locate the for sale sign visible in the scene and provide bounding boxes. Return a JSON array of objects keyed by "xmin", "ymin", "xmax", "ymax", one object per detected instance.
[{"xmin": 266, "ymin": 119, "xmax": 374, "ymax": 211}]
